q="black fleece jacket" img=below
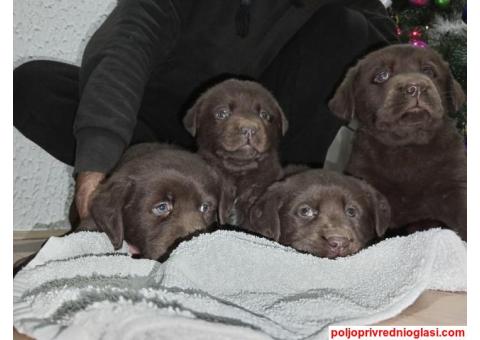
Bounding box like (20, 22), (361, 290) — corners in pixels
(74, 0), (395, 174)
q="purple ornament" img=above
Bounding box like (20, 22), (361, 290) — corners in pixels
(410, 39), (428, 48)
(409, 0), (429, 7)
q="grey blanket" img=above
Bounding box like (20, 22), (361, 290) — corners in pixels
(14, 229), (466, 340)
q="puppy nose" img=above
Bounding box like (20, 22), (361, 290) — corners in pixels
(326, 236), (350, 250)
(404, 82), (429, 97)
(240, 126), (257, 137)
(406, 84), (419, 96)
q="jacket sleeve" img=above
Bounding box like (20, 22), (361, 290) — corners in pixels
(73, 0), (180, 174)
(345, 0), (398, 46)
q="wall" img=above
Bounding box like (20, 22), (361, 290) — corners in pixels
(13, 0), (116, 230)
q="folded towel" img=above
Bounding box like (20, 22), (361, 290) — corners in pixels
(14, 228), (466, 340)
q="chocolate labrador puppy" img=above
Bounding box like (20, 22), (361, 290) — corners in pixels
(328, 44), (466, 240)
(183, 79), (289, 225)
(13, 144), (232, 275)
(247, 169), (390, 258)
(79, 143), (234, 261)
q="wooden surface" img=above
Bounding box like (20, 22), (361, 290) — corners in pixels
(13, 329), (33, 340)
(377, 290), (466, 325)
(13, 232), (466, 340)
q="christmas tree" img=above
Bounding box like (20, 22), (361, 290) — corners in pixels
(386, 0), (467, 137)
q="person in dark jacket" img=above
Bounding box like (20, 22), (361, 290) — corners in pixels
(13, 0), (396, 220)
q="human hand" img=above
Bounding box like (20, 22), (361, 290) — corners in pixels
(75, 171), (106, 219)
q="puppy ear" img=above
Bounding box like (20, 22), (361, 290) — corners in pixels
(90, 179), (135, 249)
(247, 184), (284, 241)
(448, 72), (465, 113)
(280, 109), (289, 136)
(272, 96), (288, 136)
(328, 65), (359, 121)
(275, 103), (289, 136)
(358, 179), (391, 237)
(183, 98), (203, 137)
(372, 191), (391, 237)
(218, 176), (237, 225)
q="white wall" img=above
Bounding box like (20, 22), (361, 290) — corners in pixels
(13, 0), (116, 230)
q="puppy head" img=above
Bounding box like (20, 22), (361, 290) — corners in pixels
(90, 147), (234, 261)
(329, 44), (465, 146)
(183, 79), (288, 170)
(249, 170), (390, 259)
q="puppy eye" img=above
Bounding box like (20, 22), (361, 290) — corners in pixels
(373, 71), (390, 84)
(199, 202), (210, 213)
(215, 109), (231, 120)
(298, 205), (316, 218)
(259, 110), (271, 122)
(152, 201), (173, 216)
(345, 206), (357, 218)
(422, 66), (435, 78)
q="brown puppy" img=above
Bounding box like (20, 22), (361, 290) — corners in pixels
(80, 143), (234, 261)
(247, 169), (390, 258)
(183, 79), (289, 225)
(328, 44), (466, 240)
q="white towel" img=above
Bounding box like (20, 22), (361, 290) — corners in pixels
(14, 228), (466, 340)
